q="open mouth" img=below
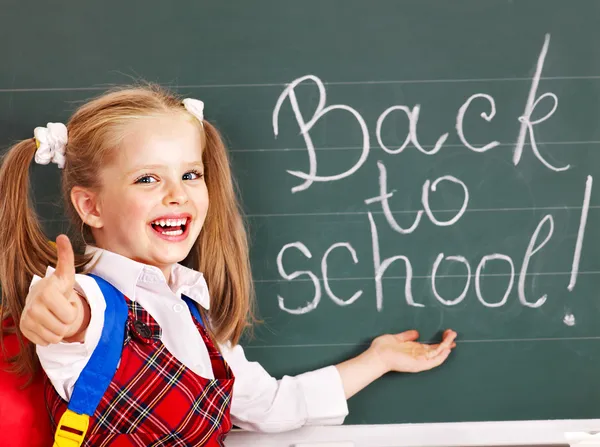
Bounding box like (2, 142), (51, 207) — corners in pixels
(150, 217), (190, 237)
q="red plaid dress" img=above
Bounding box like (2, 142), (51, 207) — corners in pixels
(45, 296), (234, 447)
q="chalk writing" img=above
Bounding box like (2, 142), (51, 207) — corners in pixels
(272, 33), (592, 321)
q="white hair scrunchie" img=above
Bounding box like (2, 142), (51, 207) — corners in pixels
(182, 98), (204, 126)
(33, 122), (68, 169)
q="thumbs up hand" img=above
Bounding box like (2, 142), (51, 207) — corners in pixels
(20, 235), (90, 346)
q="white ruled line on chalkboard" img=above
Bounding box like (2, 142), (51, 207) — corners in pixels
(246, 204), (600, 218)
(40, 204), (600, 224)
(317, 75), (600, 86)
(243, 336), (600, 349)
(452, 337), (600, 343)
(4, 75), (600, 93)
(229, 140), (600, 153)
(254, 270), (600, 283)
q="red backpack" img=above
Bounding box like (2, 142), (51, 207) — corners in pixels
(0, 318), (53, 447)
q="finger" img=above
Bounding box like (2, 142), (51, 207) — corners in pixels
(442, 329), (456, 338)
(32, 325), (66, 345)
(440, 330), (457, 348)
(423, 348), (452, 370)
(21, 330), (49, 347)
(424, 343), (443, 359)
(442, 329), (458, 340)
(21, 319), (66, 346)
(394, 330), (419, 342)
(41, 288), (78, 325)
(53, 234), (75, 290)
(429, 334), (455, 357)
(22, 303), (70, 338)
(34, 308), (71, 338)
(425, 332), (456, 358)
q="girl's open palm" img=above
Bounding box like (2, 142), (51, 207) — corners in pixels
(372, 329), (457, 373)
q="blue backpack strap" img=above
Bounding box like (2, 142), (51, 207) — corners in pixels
(54, 274), (128, 446)
(67, 274), (128, 415)
(182, 294), (204, 328)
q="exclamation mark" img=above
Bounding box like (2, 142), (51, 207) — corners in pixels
(564, 175), (593, 326)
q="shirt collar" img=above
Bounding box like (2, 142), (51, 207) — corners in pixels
(85, 246), (210, 310)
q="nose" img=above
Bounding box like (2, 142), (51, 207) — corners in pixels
(163, 179), (189, 206)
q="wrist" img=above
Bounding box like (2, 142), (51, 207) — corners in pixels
(364, 342), (391, 378)
(335, 342), (391, 399)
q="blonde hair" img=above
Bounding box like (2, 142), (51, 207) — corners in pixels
(0, 84), (255, 380)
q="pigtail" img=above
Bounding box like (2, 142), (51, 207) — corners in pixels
(0, 139), (58, 379)
(189, 123), (257, 346)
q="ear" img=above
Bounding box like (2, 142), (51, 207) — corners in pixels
(70, 186), (104, 229)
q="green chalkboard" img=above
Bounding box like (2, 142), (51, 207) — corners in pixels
(2, 0), (600, 425)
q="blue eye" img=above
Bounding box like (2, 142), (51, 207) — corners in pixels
(135, 175), (157, 184)
(183, 170), (203, 181)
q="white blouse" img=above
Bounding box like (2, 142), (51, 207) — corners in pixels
(34, 248), (348, 433)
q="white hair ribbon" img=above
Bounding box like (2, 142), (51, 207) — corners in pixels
(33, 122), (68, 169)
(182, 98), (205, 126)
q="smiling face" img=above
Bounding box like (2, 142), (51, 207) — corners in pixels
(83, 113), (208, 277)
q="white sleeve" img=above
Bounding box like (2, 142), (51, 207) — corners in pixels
(33, 267), (106, 402)
(221, 342), (348, 433)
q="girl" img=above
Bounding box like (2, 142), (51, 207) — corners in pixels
(0, 84), (457, 446)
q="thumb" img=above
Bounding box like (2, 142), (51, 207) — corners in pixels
(53, 234), (75, 291)
(394, 330), (419, 342)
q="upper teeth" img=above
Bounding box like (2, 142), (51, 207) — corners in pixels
(153, 218), (187, 227)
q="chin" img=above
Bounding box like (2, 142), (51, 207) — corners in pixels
(153, 254), (187, 266)
(160, 247), (194, 264)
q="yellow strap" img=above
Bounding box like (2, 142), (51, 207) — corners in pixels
(53, 410), (90, 447)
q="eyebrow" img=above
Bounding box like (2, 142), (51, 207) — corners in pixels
(125, 161), (204, 176)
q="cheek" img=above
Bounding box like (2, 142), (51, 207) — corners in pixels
(129, 204), (152, 224)
(194, 186), (209, 214)
(200, 194), (209, 214)
(111, 193), (153, 228)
